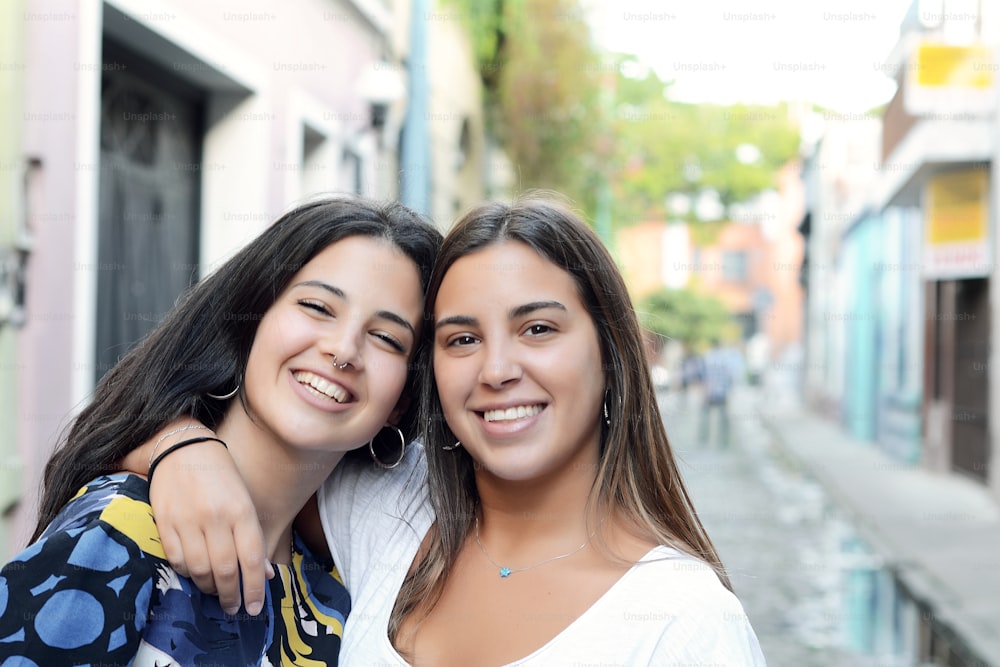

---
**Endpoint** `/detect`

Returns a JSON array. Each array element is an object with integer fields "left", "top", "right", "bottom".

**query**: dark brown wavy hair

[{"left": 32, "top": 197, "right": 442, "bottom": 542}]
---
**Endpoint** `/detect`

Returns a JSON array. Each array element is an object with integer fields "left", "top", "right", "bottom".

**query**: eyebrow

[
  {"left": 435, "top": 300, "right": 566, "bottom": 331},
  {"left": 296, "top": 280, "right": 345, "bottom": 300},
  {"left": 377, "top": 310, "right": 416, "bottom": 336},
  {"left": 510, "top": 300, "right": 566, "bottom": 319},
  {"left": 294, "top": 280, "right": 416, "bottom": 335}
]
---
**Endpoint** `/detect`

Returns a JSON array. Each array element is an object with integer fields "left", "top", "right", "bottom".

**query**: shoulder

[
  {"left": 633, "top": 547, "right": 766, "bottom": 662},
  {"left": 626, "top": 546, "right": 733, "bottom": 599},
  {"left": 322, "top": 441, "right": 428, "bottom": 518},
  {"left": 37, "top": 474, "right": 165, "bottom": 560},
  {"left": 0, "top": 475, "right": 163, "bottom": 662},
  {"left": 318, "top": 442, "right": 432, "bottom": 590},
  {"left": 612, "top": 547, "right": 752, "bottom": 629},
  {"left": 529, "top": 546, "right": 764, "bottom": 665},
  {"left": 5, "top": 474, "right": 164, "bottom": 581}
]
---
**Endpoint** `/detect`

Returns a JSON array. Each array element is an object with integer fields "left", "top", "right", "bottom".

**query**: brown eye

[
  {"left": 448, "top": 335, "right": 479, "bottom": 347},
  {"left": 525, "top": 323, "right": 553, "bottom": 336}
]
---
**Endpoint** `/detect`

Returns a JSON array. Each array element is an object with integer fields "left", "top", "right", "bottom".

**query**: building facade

[
  {"left": 616, "top": 159, "right": 804, "bottom": 364},
  {"left": 874, "top": 0, "right": 999, "bottom": 498},
  {"left": 2, "top": 0, "right": 493, "bottom": 557},
  {"left": 797, "top": 1, "right": 1000, "bottom": 662}
]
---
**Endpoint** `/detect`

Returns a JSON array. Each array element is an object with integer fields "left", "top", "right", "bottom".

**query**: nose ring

[{"left": 332, "top": 355, "right": 349, "bottom": 370}]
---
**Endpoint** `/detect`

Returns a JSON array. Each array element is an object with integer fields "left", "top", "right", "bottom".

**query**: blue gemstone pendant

[{"left": 499, "top": 567, "right": 512, "bottom": 578}]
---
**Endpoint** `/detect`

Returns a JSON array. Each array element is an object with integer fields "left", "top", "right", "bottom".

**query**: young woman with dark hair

[
  {"left": 121, "top": 195, "right": 766, "bottom": 665},
  {"left": 0, "top": 197, "right": 441, "bottom": 665}
]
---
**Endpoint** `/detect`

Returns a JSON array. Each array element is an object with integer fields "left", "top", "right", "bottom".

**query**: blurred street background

[
  {"left": 3, "top": 0, "right": 1000, "bottom": 665},
  {"left": 668, "top": 365, "right": 999, "bottom": 667}
]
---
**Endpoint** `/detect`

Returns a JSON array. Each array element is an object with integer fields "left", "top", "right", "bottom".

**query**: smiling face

[
  {"left": 432, "top": 241, "right": 606, "bottom": 483},
  {"left": 240, "top": 235, "right": 424, "bottom": 453}
]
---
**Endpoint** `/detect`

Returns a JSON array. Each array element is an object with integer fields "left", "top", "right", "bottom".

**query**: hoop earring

[
  {"left": 603, "top": 393, "right": 611, "bottom": 427},
  {"left": 442, "top": 440, "right": 462, "bottom": 451},
  {"left": 369, "top": 425, "right": 406, "bottom": 469},
  {"left": 208, "top": 382, "right": 240, "bottom": 401}
]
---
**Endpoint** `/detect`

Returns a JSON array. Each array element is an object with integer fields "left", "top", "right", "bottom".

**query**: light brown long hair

[{"left": 390, "top": 195, "right": 730, "bottom": 642}]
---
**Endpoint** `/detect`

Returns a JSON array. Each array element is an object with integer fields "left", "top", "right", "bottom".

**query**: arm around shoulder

[{"left": 128, "top": 420, "right": 268, "bottom": 615}]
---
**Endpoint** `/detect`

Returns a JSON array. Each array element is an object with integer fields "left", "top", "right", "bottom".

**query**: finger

[
  {"left": 205, "top": 527, "right": 242, "bottom": 615},
  {"left": 158, "top": 525, "right": 188, "bottom": 577},
  {"left": 234, "top": 521, "right": 269, "bottom": 616},
  {"left": 175, "top": 525, "right": 218, "bottom": 596}
]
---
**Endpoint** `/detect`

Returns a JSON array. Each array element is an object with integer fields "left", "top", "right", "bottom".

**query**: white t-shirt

[{"left": 319, "top": 443, "right": 767, "bottom": 666}]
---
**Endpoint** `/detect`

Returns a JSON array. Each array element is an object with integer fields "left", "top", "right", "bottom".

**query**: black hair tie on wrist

[{"left": 147, "top": 436, "right": 229, "bottom": 485}]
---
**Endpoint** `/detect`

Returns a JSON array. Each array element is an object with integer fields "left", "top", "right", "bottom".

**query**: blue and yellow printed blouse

[{"left": 0, "top": 474, "right": 350, "bottom": 666}]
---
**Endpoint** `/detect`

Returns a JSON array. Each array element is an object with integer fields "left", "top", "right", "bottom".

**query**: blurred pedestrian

[
  {"left": 680, "top": 346, "right": 705, "bottom": 405},
  {"left": 699, "top": 339, "right": 737, "bottom": 447}
]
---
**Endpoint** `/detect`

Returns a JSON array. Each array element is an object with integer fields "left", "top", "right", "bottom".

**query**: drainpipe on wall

[
  {"left": 399, "top": 0, "right": 431, "bottom": 218},
  {"left": 0, "top": 0, "right": 28, "bottom": 558}
]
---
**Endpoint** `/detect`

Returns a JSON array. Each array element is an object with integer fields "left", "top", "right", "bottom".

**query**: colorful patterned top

[{"left": 0, "top": 474, "right": 349, "bottom": 666}]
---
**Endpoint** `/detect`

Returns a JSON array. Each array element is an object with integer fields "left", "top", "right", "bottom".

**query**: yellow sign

[
  {"left": 926, "top": 170, "right": 989, "bottom": 243},
  {"left": 904, "top": 42, "right": 997, "bottom": 116},
  {"left": 916, "top": 44, "right": 994, "bottom": 89},
  {"left": 923, "top": 169, "right": 990, "bottom": 279}
]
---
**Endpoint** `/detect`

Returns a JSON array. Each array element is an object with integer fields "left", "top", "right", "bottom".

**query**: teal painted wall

[{"left": 843, "top": 215, "right": 881, "bottom": 441}]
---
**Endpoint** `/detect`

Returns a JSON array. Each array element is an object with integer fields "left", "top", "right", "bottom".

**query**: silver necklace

[{"left": 474, "top": 515, "right": 594, "bottom": 579}]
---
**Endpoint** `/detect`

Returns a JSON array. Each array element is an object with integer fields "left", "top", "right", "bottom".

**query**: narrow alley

[{"left": 663, "top": 384, "right": 909, "bottom": 667}]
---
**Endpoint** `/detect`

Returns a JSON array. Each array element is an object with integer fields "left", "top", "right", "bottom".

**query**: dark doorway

[
  {"left": 95, "top": 40, "right": 203, "bottom": 381},
  {"left": 951, "top": 278, "right": 990, "bottom": 481}
]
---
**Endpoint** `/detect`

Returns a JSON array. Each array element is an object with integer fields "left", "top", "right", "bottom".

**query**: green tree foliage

[
  {"left": 444, "top": 0, "right": 506, "bottom": 92},
  {"left": 496, "top": 0, "right": 608, "bottom": 210},
  {"left": 609, "top": 56, "right": 800, "bottom": 227},
  {"left": 442, "top": 4, "right": 799, "bottom": 228},
  {"left": 638, "top": 286, "right": 732, "bottom": 349},
  {"left": 445, "top": 0, "right": 609, "bottom": 215}
]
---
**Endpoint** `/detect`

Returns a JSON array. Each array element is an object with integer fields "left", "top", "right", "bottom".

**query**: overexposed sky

[{"left": 586, "top": 0, "right": 916, "bottom": 111}]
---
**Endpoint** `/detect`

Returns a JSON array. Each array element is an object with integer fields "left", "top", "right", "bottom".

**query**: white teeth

[
  {"left": 293, "top": 371, "right": 349, "bottom": 403},
  {"left": 483, "top": 404, "right": 543, "bottom": 422}
]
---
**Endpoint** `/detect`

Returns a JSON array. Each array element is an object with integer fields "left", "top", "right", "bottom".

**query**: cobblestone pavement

[{"left": 660, "top": 386, "right": 877, "bottom": 667}]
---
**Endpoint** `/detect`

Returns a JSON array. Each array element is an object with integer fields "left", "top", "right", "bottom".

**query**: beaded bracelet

[{"left": 147, "top": 436, "right": 229, "bottom": 485}]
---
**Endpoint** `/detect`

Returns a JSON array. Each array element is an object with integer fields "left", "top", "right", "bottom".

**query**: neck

[
  {"left": 216, "top": 414, "right": 345, "bottom": 564},
  {"left": 474, "top": 455, "right": 600, "bottom": 554}
]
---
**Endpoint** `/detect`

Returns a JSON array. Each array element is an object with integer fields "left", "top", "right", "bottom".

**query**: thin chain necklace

[{"left": 474, "top": 515, "right": 595, "bottom": 579}]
